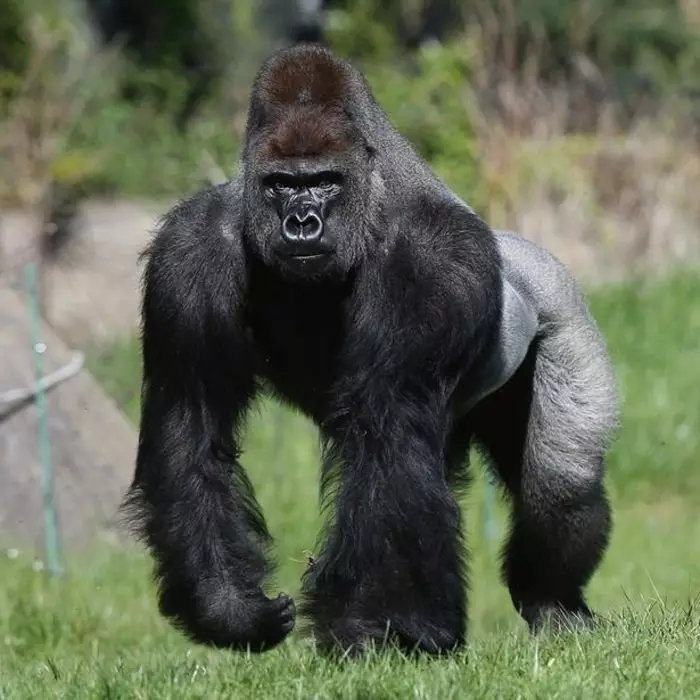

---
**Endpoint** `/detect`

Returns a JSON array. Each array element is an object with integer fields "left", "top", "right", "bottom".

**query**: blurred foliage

[
  {"left": 0, "top": 0, "right": 28, "bottom": 94},
  {"left": 327, "top": 0, "right": 700, "bottom": 97},
  {"left": 325, "top": 0, "right": 403, "bottom": 60},
  {"left": 483, "top": 0, "right": 700, "bottom": 102}
]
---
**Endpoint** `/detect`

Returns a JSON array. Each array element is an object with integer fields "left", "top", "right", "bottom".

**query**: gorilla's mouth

[
  {"left": 277, "top": 251, "right": 334, "bottom": 278},
  {"left": 288, "top": 253, "right": 326, "bottom": 261}
]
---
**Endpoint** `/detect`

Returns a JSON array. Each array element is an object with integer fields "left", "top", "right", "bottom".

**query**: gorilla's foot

[
  {"left": 392, "top": 615, "right": 464, "bottom": 655},
  {"left": 519, "top": 599, "right": 596, "bottom": 635},
  {"left": 304, "top": 596, "right": 464, "bottom": 658}
]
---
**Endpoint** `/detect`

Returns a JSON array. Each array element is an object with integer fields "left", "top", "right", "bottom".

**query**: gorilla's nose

[{"left": 281, "top": 209, "right": 323, "bottom": 244}]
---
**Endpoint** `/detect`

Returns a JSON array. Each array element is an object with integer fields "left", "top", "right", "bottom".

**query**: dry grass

[
  {"left": 467, "top": 73, "right": 700, "bottom": 283},
  {"left": 458, "top": 2, "right": 700, "bottom": 283}
]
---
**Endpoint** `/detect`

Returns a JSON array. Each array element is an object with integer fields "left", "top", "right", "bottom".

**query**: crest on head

[{"left": 246, "top": 45, "right": 360, "bottom": 159}]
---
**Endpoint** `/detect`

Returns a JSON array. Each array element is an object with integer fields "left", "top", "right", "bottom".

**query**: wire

[
  {"left": 0, "top": 352, "right": 84, "bottom": 408},
  {"left": 24, "top": 262, "right": 63, "bottom": 578}
]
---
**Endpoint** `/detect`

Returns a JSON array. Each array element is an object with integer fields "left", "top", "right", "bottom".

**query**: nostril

[
  {"left": 299, "top": 212, "right": 322, "bottom": 241},
  {"left": 282, "top": 213, "right": 302, "bottom": 241},
  {"left": 282, "top": 211, "right": 323, "bottom": 243}
]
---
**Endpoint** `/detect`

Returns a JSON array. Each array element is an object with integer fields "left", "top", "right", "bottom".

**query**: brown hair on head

[
  {"left": 262, "top": 104, "right": 356, "bottom": 159},
  {"left": 254, "top": 46, "right": 358, "bottom": 159},
  {"left": 258, "top": 44, "right": 347, "bottom": 109}
]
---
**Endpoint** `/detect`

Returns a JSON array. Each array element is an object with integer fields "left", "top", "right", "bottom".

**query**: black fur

[{"left": 123, "top": 44, "right": 614, "bottom": 656}]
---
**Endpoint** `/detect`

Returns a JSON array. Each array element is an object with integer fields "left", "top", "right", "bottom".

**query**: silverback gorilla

[{"left": 124, "top": 44, "right": 619, "bottom": 656}]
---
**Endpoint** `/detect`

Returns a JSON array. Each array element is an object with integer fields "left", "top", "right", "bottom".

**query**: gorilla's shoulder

[
  {"left": 143, "top": 177, "right": 246, "bottom": 276},
  {"left": 162, "top": 178, "right": 243, "bottom": 230},
  {"left": 392, "top": 190, "right": 497, "bottom": 258}
]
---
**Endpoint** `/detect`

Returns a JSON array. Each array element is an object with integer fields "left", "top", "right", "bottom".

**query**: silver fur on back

[{"left": 493, "top": 229, "right": 620, "bottom": 485}]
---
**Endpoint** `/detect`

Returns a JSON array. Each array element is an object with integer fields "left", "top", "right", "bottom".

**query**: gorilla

[{"left": 124, "top": 44, "right": 619, "bottom": 656}]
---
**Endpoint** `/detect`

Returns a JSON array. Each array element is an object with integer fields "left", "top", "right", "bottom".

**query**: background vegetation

[{"left": 1, "top": 0, "right": 699, "bottom": 697}]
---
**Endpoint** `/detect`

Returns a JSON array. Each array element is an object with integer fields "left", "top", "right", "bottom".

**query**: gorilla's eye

[
  {"left": 312, "top": 171, "right": 343, "bottom": 196},
  {"left": 262, "top": 171, "right": 343, "bottom": 199},
  {"left": 262, "top": 174, "right": 297, "bottom": 197},
  {"left": 318, "top": 180, "right": 338, "bottom": 193},
  {"left": 272, "top": 182, "right": 294, "bottom": 196}
]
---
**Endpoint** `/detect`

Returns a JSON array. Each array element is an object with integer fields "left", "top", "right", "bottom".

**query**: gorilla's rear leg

[{"left": 472, "top": 336, "right": 616, "bottom": 632}]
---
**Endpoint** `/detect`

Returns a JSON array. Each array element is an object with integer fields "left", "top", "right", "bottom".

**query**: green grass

[{"left": 2, "top": 271, "right": 700, "bottom": 698}]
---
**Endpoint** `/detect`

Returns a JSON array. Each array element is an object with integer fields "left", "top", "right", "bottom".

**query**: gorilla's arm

[{"left": 123, "top": 183, "right": 295, "bottom": 651}]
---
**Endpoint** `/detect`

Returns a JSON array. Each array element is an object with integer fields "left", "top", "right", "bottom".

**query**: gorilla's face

[
  {"left": 258, "top": 156, "right": 351, "bottom": 278},
  {"left": 244, "top": 143, "right": 373, "bottom": 283}
]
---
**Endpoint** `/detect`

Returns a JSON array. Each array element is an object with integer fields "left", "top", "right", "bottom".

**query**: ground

[{"left": 0, "top": 250, "right": 698, "bottom": 699}]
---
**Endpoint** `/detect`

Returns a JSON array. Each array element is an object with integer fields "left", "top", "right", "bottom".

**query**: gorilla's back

[
  {"left": 494, "top": 229, "right": 588, "bottom": 324},
  {"left": 491, "top": 229, "right": 620, "bottom": 447}
]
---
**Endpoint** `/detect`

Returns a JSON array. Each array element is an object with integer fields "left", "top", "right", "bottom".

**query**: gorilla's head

[{"left": 241, "top": 44, "right": 383, "bottom": 282}]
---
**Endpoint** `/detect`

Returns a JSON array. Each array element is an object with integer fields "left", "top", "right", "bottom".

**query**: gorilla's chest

[{"left": 246, "top": 282, "right": 347, "bottom": 418}]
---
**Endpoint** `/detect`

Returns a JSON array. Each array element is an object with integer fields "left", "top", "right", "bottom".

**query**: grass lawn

[{"left": 1, "top": 272, "right": 699, "bottom": 699}]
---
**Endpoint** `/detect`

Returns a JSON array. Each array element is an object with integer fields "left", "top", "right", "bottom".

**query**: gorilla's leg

[
  {"left": 473, "top": 336, "right": 615, "bottom": 632},
  {"left": 444, "top": 419, "right": 474, "bottom": 491},
  {"left": 302, "top": 394, "right": 467, "bottom": 656}
]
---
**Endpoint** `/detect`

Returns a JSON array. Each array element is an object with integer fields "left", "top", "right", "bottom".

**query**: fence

[{"left": 1, "top": 262, "right": 75, "bottom": 577}]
